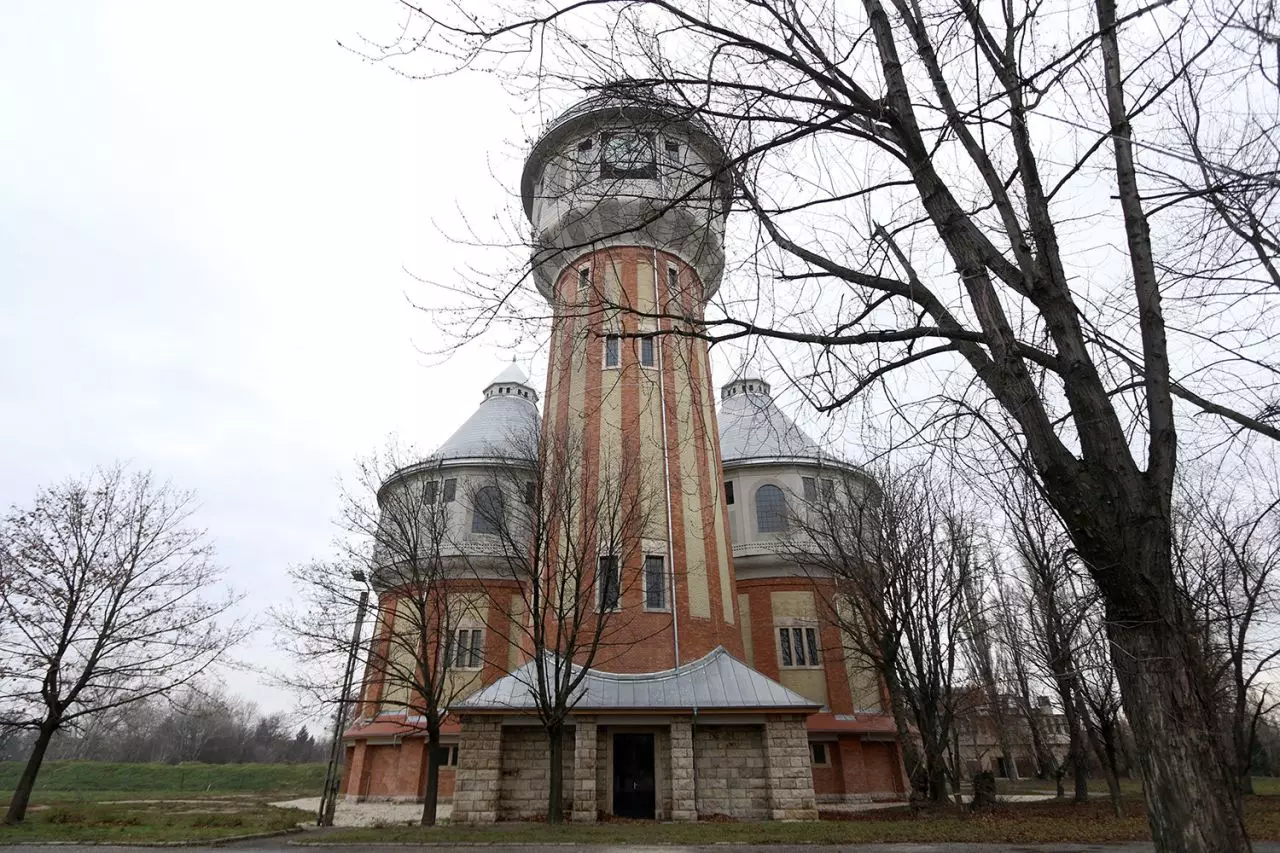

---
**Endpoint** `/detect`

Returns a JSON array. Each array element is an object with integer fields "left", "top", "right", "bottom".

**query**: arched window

[
  {"left": 755, "top": 484, "right": 789, "bottom": 533},
  {"left": 471, "top": 486, "right": 504, "bottom": 534}
]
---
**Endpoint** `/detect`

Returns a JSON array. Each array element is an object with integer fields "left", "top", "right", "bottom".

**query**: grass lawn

[
  {"left": 0, "top": 762, "right": 323, "bottom": 843},
  {"left": 0, "top": 760, "right": 325, "bottom": 799},
  {"left": 996, "top": 775, "right": 1280, "bottom": 798},
  {"left": 318, "top": 796, "right": 1280, "bottom": 845},
  {"left": 0, "top": 800, "right": 311, "bottom": 843}
]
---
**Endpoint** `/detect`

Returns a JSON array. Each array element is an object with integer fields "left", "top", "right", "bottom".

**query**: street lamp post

[{"left": 317, "top": 571, "right": 369, "bottom": 827}]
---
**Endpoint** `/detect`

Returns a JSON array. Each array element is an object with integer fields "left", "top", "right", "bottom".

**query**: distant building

[
  {"left": 955, "top": 693, "right": 1071, "bottom": 779},
  {"left": 340, "top": 91, "right": 906, "bottom": 821}
]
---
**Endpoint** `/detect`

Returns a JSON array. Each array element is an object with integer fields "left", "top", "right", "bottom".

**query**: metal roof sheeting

[
  {"left": 433, "top": 366, "right": 539, "bottom": 462},
  {"left": 718, "top": 382, "right": 826, "bottom": 464},
  {"left": 452, "top": 646, "right": 820, "bottom": 713}
]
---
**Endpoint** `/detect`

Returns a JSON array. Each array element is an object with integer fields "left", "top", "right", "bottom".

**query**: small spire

[{"left": 484, "top": 362, "right": 539, "bottom": 404}]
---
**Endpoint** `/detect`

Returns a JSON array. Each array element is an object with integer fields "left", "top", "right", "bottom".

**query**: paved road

[{"left": 4, "top": 844, "right": 1280, "bottom": 853}]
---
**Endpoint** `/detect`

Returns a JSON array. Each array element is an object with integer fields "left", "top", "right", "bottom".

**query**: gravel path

[{"left": 269, "top": 796, "right": 451, "bottom": 826}]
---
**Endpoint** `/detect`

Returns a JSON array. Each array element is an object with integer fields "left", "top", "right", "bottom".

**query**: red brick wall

[
  {"left": 538, "top": 247, "right": 744, "bottom": 674},
  {"left": 810, "top": 741, "right": 842, "bottom": 796},
  {"left": 861, "top": 740, "right": 905, "bottom": 794}
]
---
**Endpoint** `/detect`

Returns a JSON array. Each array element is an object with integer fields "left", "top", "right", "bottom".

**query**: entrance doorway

[{"left": 612, "top": 732, "right": 656, "bottom": 819}]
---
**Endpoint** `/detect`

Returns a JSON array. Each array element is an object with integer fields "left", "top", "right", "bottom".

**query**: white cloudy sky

[
  {"left": 0, "top": 1, "right": 560, "bottom": 714},
  {"left": 0, "top": 1, "right": 848, "bottom": 716}
]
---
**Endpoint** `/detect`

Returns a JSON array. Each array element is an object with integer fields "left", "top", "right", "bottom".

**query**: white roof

[
  {"left": 433, "top": 365, "right": 540, "bottom": 462},
  {"left": 452, "top": 646, "right": 819, "bottom": 713},
  {"left": 717, "top": 378, "right": 826, "bottom": 464}
]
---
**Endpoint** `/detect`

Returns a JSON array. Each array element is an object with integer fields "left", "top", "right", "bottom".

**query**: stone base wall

[
  {"left": 572, "top": 718, "right": 598, "bottom": 822},
  {"left": 765, "top": 715, "right": 819, "bottom": 820},
  {"left": 670, "top": 719, "right": 696, "bottom": 821},
  {"left": 451, "top": 714, "right": 827, "bottom": 823},
  {"left": 498, "top": 726, "right": 576, "bottom": 821},
  {"left": 452, "top": 717, "right": 502, "bottom": 823},
  {"left": 693, "top": 725, "right": 770, "bottom": 819}
]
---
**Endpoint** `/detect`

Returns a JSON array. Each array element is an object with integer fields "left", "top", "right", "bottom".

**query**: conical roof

[
  {"left": 717, "top": 378, "right": 826, "bottom": 464},
  {"left": 433, "top": 364, "right": 540, "bottom": 462}
]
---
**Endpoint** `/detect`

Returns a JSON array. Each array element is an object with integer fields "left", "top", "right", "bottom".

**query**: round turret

[
  {"left": 521, "top": 86, "right": 732, "bottom": 302},
  {"left": 717, "top": 377, "right": 875, "bottom": 578}
]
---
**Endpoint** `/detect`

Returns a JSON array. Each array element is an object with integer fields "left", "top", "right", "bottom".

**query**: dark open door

[{"left": 612, "top": 733, "right": 656, "bottom": 819}]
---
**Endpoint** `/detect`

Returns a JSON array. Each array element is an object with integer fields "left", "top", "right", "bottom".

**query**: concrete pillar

[
  {"left": 452, "top": 715, "right": 502, "bottom": 823},
  {"left": 670, "top": 718, "right": 697, "bottom": 821},
  {"left": 764, "top": 715, "right": 818, "bottom": 820},
  {"left": 572, "top": 717, "right": 599, "bottom": 822}
]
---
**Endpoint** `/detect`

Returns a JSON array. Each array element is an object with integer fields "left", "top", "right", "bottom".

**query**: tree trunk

[
  {"left": 420, "top": 727, "right": 441, "bottom": 827},
  {"left": 1062, "top": 701, "right": 1089, "bottom": 803},
  {"left": 883, "top": 665, "right": 924, "bottom": 796},
  {"left": 1239, "top": 772, "right": 1255, "bottom": 796},
  {"left": 1084, "top": 712, "right": 1123, "bottom": 818},
  {"left": 4, "top": 719, "right": 58, "bottom": 824},
  {"left": 1236, "top": 714, "right": 1256, "bottom": 796},
  {"left": 1106, "top": 608, "right": 1251, "bottom": 851},
  {"left": 546, "top": 721, "right": 565, "bottom": 824},
  {"left": 1050, "top": 659, "right": 1088, "bottom": 802},
  {"left": 1102, "top": 724, "right": 1125, "bottom": 818}
]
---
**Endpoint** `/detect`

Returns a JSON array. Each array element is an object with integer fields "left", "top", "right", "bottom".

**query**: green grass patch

[
  {"left": 0, "top": 761, "right": 325, "bottom": 799},
  {"left": 0, "top": 800, "right": 309, "bottom": 843},
  {"left": 996, "top": 775, "right": 1280, "bottom": 799},
  {"left": 318, "top": 796, "right": 1280, "bottom": 845}
]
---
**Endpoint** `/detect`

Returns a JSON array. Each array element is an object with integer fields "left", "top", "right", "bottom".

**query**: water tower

[{"left": 520, "top": 87, "right": 741, "bottom": 671}]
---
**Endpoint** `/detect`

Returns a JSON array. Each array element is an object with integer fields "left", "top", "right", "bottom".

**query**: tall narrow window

[
  {"left": 442, "top": 478, "right": 457, "bottom": 503},
  {"left": 802, "top": 477, "right": 818, "bottom": 501},
  {"left": 451, "top": 628, "right": 483, "bottom": 668},
  {"left": 524, "top": 482, "right": 536, "bottom": 506},
  {"left": 755, "top": 484, "right": 789, "bottom": 533},
  {"left": 604, "top": 335, "right": 621, "bottom": 369},
  {"left": 724, "top": 481, "right": 735, "bottom": 505},
  {"left": 639, "top": 336, "right": 656, "bottom": 368},
  {"left": 644, "top": 555, "right": 665, "bottom": 610},
  {"left": 779, "top": 626, "right": 819, "bottom": 668},
  {"left": 578, "top": 267, "right": 591, "bottom": 296},
  {"left": 668, "top": 265, "right": 678, "bottom": 292},
  {"left": 665, "top": 139, "right": 681, "bottom": 159},
  {"left": 821, "top": 478, "right": 835, "bottom": 500},
  {"left": 598, "top": 555, "right": 621, "bottom": 610},
  {"left": 471, "top": 486, "right": 503, "bottom": 534},
  {"left": 423, "top": 480, "right": 438, "bottom": 505}
]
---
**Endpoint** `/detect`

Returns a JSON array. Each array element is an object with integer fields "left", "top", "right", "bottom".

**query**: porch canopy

[{"left": 451, "top": 645, "right": 820, "bottom": 714}]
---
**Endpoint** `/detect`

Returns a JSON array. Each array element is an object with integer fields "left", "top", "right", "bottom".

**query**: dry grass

[{"left": 317, "top": 795, "right": 1280, "bottom": 845}]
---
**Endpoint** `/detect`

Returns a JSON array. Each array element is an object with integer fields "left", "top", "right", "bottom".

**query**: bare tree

[
  {"left": 275, "top": 448, "right": 467, "bottom": 826},
  {"left": 958, "top": 555, "right": 1019, "bottom": 782},
  {"left": 385, "top": 0, "right": 1280, "bottom": 845},
  {"left": 465, "top": 426, "right": 659, "bottom": 822},
  {"left": 990, "top": 577, "right": 1064, "bottom": 790},
  {"left": 0, "top": 466, "right": 245, "bottom": 823},
  {"left": 1004, "top": 476, "right": 1095, "bottom": 805},
  {"left": 1075, "top": 602, "right": 1128, "bottom": 814},
  {"left": 1174, "top": 468, "right": 1280, "bottom": 796},
  {"left": 784, "top": 465, "right": 972, "bottom": 803}
]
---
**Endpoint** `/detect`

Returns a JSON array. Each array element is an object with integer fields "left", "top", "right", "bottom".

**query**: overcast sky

[
  {"left": 0, "top": 1, "right": 852, "bottom": 718},
  {"left": 0, "top": 1, "right": 560, "bottom": 715}
]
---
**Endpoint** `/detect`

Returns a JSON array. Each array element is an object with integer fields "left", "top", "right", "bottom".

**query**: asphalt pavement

[{"left": 3, "top": 843, "right": 1280, "bottom": 853}]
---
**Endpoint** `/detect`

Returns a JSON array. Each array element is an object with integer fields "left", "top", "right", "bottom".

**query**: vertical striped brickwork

[{"left": 540, "top": 246, "right": 742, "bottom": 673}]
